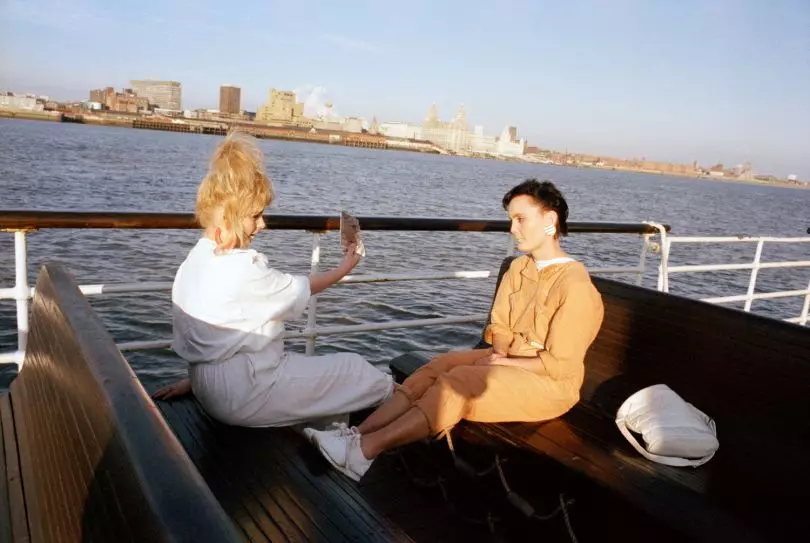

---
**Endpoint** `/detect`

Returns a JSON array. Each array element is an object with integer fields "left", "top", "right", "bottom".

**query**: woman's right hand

[
  {"left": 310, "top": 244, "right": 364, "bottom": 295},
  {"left": 340, "top": 243, "right": 363, "bottom": 273},
  {"left": 152, "top": 378, "right": 192, "bottom": 401}
]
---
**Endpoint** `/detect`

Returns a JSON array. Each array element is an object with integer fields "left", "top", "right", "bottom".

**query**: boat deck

[{"left": 157, "top": 397, "right": 501, "bottom": 542}]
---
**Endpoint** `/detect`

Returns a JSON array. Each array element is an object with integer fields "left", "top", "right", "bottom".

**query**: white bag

[{"left": 615, "top": 384, "right": 719, "bottom": 467}]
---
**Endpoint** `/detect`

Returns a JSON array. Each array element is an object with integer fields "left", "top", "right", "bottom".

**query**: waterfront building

[
  {"left": 257, "top": 88, "right": 310, "bottom": 127},
  {"left": 219, "top": 85, "right": 241, "bottom": 115},
  {"left": 417, "top": 104, "right": 526, "bottom": 156},
  {"left": 0, "top": 93, "right": 44, "bottom": 111},
  {"left": 709, "top": 164, "right": 725, "bottom": 177},
  {"left": 378, "top": 121, "right": 422, "bottom": 140},
  {"left": 341, "top": 117, "right": 364, "bottom": 133},
  {"left": 496, "top": 125, "right": 527, "bottom": 156},
  {"left": 130, "top": 80, "right": 182, "bottom": 111},
  {"left": 421, "top": 103, "right": 469, "bottom": 153},
  {"left": 468, "top": 125, "right": 497, "bottom": 154},
  {"left": 89, "top": 87, "right": 149, "bottom": 113}
]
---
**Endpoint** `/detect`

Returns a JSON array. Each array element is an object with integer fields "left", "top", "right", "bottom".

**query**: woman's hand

[
  {"left": 339, "top": 243, "right": 363, "bottom": 274},
  {"left": 310, "top": 244, "right": 364, "bottom": 295},
  {"left": 474, "top": 352, "right": 510, "bottom": 366},
  {"left": 475, "top": 354, "right": 549, "bottom": 376},
  {"left": 152, "top": 378, "right": 192, "bottom": 401}
]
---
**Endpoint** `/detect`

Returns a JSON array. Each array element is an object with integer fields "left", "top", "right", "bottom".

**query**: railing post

[
  {"left": 637, "top": 234, "right": 650, "bottom": 286},
  {"left": 744, "top": 239, "right": 765, "bottom": 312},
  {"left": 645, "top": 222, "right": 669, "bottom": 293},
  {"left": 799, "top": 277, "right": 810, "bottom": 326},
  {"left": 305, "top": 233, "right": 321, "bottom": 355},
  {"left": 657, "top": 236, "right": 670, "bottom": 293},
  {"left": 14, "top": 231, "right": 29, "bottom": 366}
]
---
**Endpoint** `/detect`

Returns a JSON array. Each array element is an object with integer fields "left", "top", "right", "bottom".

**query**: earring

[{"left": 544, "top": 224, "right": 557, "bottom": 237}]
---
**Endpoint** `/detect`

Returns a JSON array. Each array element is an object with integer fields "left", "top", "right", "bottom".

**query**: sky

[{"left": 1, "top": 0, "right": 809, "bottom": 177}]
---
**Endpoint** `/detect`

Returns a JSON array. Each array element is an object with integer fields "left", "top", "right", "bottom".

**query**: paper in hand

[{"left": 340, "top": 211, "right": 366, "bottom": 257}]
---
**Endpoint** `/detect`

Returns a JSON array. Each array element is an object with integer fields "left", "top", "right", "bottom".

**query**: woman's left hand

[
  {"left": 474, "top": 352, "right": 510, "bottom": 366},
  {"left": 152, "top": 378, "right": 192, "bottom": 401}
]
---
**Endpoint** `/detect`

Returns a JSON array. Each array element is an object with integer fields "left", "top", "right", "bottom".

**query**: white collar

[{"left": 535, "top": 257, "right": 574, "bottom": 271}]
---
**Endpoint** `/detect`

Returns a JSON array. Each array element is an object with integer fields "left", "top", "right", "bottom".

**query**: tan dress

[{"left": 399, "top": 257, "right": 604, "bottom": 434}]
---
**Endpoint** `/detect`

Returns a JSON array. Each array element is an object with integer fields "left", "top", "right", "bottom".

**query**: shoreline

[
  {"left": 563, "top": 162, "right": 810, "bottom": 189},
  {"left": 1, "top": 112, "right": 805, "bottom": 190}
]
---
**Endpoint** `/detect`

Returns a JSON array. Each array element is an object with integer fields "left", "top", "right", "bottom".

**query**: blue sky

[{"left": 2, "top": 0, "right": 809, "bottom": 177}]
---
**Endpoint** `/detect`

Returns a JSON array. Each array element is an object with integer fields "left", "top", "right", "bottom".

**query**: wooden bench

[
  {"left": 2, "top": 264, "right": 241, "bottom": 542},
  {"left": 391, "top": 258, "right": 810, "bottom": 542}
]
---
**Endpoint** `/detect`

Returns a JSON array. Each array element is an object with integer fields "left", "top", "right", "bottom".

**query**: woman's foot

[
  {"left": 309, "top": 431, "right": 373, "bottom": 482},
  {"left": 302, "top": 422, "right": 359, "bottom": 444}
]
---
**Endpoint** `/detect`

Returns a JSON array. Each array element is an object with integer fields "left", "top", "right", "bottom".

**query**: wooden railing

[
  {"left": 0, "top": 210, "right": 670, "bottom": 365},
  {"left": 0, "top": 210, "right": 667, "bottom": 234}
]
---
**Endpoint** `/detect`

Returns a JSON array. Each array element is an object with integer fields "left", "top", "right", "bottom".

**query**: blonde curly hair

[{"left": 196, "top": 132, "right": 273, "bottom": 249}]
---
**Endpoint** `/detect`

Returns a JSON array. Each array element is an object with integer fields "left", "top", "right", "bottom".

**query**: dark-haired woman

[{"left": 304, "top": 180, "right": 605, "bottom": 481}]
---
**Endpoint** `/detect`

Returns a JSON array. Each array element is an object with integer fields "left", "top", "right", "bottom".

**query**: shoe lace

[{"left": 330, "top": 422, "right": 359, "bottom": 437}]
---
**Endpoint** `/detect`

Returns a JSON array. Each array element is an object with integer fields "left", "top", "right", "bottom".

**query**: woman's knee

[
  {"left": 425, "top": 350, "right": 462, "bottom": 370},
  {"left": 392, "top": 384, "right": 415, "bottom": 404},
  {"left": 413, "top": 352, "right": 465, "bottom": 381},
  {"left": 443, "top": 365, "right": 488, "bottom": 397},
  {"left": 414, "top": 377, "right": 470, "bottom": 434}
]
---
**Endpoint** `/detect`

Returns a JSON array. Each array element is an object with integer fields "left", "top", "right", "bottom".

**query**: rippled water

[{"left": 1, "top": 119, "right": 808, "bottom": 386}]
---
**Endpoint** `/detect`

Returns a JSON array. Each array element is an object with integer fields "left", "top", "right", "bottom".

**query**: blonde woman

[{"left": 152, "top": 133, "right": 394, "bottom": 427}]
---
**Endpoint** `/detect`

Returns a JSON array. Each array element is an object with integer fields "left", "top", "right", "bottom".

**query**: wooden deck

[{"left": 155, "top": 397, "right": 554, "bottom": 542}]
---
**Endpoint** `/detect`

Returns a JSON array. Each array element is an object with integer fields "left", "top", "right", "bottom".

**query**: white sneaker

[
  {"left": 314, "top": 433, "right": 373, "bottom": 482},
  {"left": 302, "top": 422, "right": 358, "bottom": 445}
]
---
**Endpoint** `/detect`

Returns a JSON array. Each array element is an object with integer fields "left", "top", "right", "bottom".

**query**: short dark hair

[{"left": 502, "top": 179, "right": 569, "bottom": 236}]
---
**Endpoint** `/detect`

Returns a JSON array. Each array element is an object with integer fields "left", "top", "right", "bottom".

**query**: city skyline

[{"left": 1, "top": 0, "right": 809, "bottom": 178}]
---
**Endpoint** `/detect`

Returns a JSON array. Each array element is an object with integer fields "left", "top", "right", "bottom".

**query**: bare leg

[
  {"left": 358, "top": 349, "right": 488, "bottom": 434},
  {"left": 356, "top": 390, "right": 412, "bottom": 434},
  {"left": 360, "top": 407, "right": 431, "bottom": 460}
]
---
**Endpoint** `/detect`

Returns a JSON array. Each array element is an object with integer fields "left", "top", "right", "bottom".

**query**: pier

[{"left": 132, "top": 118, "right": 227, "bottom": 136}]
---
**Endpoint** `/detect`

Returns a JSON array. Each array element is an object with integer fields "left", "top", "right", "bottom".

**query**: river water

[{"left": 1, "top": 119, "right": 808, "bottom": 386}]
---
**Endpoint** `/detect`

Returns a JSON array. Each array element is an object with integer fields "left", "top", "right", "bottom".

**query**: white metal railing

[
  {"left": 657, "top": 235, "right": 810, "bottom": 325},
  {"left": 0, "top": 222, "right": 660, "bottom": 366}
]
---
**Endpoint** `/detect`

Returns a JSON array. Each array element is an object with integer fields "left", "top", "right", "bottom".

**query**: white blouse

[{"left": 172, "top": 238, "right": 310, "bottom": 368}]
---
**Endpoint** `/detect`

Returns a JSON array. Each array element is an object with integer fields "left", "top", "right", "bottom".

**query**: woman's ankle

[{"left": 359, "top": 435, "right": 377, "bottom": 460}]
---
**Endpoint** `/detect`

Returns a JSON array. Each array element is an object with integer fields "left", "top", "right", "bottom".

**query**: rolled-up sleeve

[
  {"left": 241, "top": 253, "right": 311, "bottom": 322},
  {"left": 538, "top": 281, "right": 603, "bottom": 380}
]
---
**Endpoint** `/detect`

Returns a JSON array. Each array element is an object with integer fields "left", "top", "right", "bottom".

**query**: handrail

[
  {"left": 660, "top": 234, "right": 810, "bottom": 326},
  {"left": 0, "top": 212, "right": 667, "bottom": 366},
  {"left": 0, "top": 210, "right": 669, "bottom": 234}
]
